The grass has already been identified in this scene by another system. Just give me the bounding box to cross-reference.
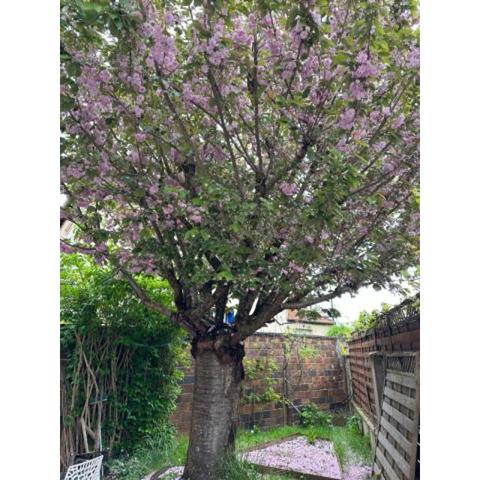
[107,421,372,479]
[219,454,299,480]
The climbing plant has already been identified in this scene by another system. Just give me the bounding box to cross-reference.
[60,253,187,470]
[242,357,281,428]
[280,329,317,424]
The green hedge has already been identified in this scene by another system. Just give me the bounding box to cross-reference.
[60,254,187,461]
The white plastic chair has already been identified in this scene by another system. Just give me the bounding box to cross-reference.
[64,455,103,480]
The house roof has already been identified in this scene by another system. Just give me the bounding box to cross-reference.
[286,309,334,325]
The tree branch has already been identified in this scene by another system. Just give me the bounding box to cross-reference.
[282,284,359,310]
[120,269,171,315]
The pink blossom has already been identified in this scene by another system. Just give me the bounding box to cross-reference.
[352,129,367,140]
[148,184,158,195]
[392,114,405,128]
[135,132,147,142]
[170,148,180,163]
[131,150,140,164]
[209,49,225,66]
[279,182,297,196]
[162,204,174,215]
[355,52,379,78]
[233,28,250,45]
[68,165,84,179]
[334,138,349,153]
[383,161,396,173]
[338,108,356,130]
[370,110,382,123]
[304,235,314,244]
[355,62,379,78]
[211,146,226,162]
[350,81,365,100]
[311,11,322,26]
[407,47,420,68]
[96,243,108,253]
[382,106,392,117]
[150,29,178,75]
[373,141,387,152]
[164,10,174,25]
[356,51,369,64]
[190,214,202,224]
[288,262,305,274]
[60,243,74,253]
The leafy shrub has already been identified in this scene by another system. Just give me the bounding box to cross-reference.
[326,324,353,339]
[106,428,181,480]
[61,253,187,458]
[243,358,281,405]
[346,415,362,434]
[299,403,333,428]
[352,303,392,333]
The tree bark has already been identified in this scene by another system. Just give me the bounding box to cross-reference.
[182,335,244,480]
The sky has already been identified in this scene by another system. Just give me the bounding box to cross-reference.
[318,286,403,325]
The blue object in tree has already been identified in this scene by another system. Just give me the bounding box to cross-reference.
[225,310,236,325]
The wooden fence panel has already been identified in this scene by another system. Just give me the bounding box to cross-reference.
[372,353,420,480]
[346,297,419,424]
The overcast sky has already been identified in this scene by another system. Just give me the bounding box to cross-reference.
[319,286,403,325]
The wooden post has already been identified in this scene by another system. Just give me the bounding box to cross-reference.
[369,352,385,426]
[409,352,421,480]
[345,356,352,395]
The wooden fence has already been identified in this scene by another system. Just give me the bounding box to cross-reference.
[347,296,420,424]
[372,352,420,480]
[346,296,420,479]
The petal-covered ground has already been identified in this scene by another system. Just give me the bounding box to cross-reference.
[244,436,342,479]
[152,436,371,480]
[341,464,371,480]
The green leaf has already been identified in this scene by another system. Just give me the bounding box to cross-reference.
[216,270,234,281]
[61,95,75,112]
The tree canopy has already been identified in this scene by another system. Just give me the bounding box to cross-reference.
[61,0,419,340]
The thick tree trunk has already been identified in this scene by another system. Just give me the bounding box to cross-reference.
[182,336,244,480]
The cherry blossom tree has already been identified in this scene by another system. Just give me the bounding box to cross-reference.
[61,1,419,478]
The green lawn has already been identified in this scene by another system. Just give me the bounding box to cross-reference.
[107,422,372,480]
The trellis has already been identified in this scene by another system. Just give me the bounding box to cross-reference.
[372,353,420,480]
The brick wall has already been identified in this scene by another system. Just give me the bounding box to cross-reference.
[171,332,346,433]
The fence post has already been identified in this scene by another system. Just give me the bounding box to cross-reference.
[344,355,353,412]
[369,352,386,426]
